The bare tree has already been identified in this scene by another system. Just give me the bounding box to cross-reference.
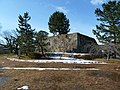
[0,30,18,53]
[88,43,120,60]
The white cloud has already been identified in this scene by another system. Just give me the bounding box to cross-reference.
[56,6,69,14]
[90,0,106,5]
[49,4,69,14]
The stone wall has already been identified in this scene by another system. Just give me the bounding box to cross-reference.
[77,33,97,52]
[47,33,97,53]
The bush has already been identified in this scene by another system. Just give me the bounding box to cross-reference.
[77,55,96,60]
[28,53,43,59]
[74,55,81,58]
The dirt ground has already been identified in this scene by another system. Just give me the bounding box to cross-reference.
[0,55,120,90]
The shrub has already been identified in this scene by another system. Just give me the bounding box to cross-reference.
[77,55,96,60]
[74,55,81,58]
[28,53,43,59]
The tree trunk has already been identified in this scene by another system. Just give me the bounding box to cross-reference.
[113,33,117,58]
[107,54,110,61]
[40,46,45,57]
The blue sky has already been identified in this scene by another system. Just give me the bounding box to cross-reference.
[0,0,115,43]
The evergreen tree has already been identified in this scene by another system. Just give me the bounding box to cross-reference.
[93,1,120,44]
[48,11,70,35]
[16,12,35,56]
[35,30,48,57]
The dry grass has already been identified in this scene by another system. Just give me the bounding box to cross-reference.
[0,70,120,90]
[96,58,120,64]
[0,55,120,90]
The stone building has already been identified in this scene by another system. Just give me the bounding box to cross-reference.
[47,33,97,53]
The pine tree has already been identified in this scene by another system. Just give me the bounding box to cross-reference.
[93,1,120,44]
[93,1,120,58]
[16,12,35,55]
[48,11,70,35]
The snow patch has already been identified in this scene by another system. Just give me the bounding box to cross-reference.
[1,67,99,71]
[7,58,107,64]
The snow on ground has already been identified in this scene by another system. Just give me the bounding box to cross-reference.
[7,57,107,64]
[1,67,99,70]
[3,56,106,71]
[52,52,89,56]
[50,56,75,60]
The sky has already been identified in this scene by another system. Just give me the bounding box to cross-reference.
[0,0,117,43]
